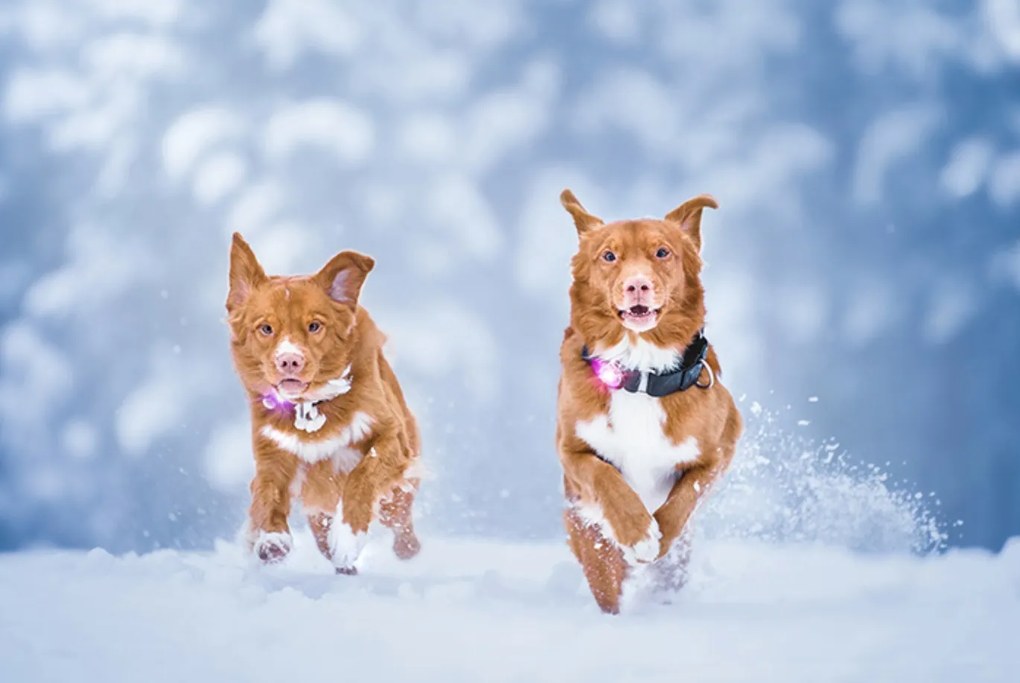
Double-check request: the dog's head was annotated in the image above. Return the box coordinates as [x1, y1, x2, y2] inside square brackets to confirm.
[561, 189, 717, 342]
[226, 233, 374, 402]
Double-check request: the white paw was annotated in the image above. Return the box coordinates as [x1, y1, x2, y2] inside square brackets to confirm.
[253, 530, 292, 564]
[625, 519, 662, 565]
[571, 501, 661, 565]
[329, 521, 367, 571]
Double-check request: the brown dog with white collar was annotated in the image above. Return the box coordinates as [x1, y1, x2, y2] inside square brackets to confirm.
[555, 190, 742, 613]
[226, 234, 421, 574]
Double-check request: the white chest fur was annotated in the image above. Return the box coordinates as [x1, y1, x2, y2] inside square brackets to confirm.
[576, 392, 700, 512]
[260, 411, 373, 473]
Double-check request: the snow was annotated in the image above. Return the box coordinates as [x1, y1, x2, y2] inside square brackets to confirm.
[3, 0, 1020, 566]
[202, 416, 253, 492]
[61, 419, 99, 460]
[2, 532, 1018, 682]
[589, 0, 642, 45]
[3, 68, 91, 121]
[244, 223, 314, 274]
[0, 323, 74, 415]
[86, 0, 183, 27]
[192, 152, 247, 206]
[923, 279, 977, 344]
[985, 0, 1020, 62]
[161, 106, 244, 181]
[263, 99, 375, 167]
[83, 32, 186, 81]
[836, 1, 960, 78]
[422, 174, 504, 260]
[115, 359, 191, 457]
[989, 150, 1020, 207]
[990, 241, 1020, 292]
[227, 181, 286, 236]
[853, 105, 942, 205]
[397, 112, 458, 164]
[461, 70, 555, 173]
[513, 167, 595, 297]
[377, 302, 499, 404]
[841, 279, 899, 347]
[940, 137, 994, 198]
[253, 0, 361, 70]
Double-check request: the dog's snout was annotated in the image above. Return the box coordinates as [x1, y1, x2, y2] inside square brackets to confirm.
[620, 274, 657, 310]
[275, 352, 305, 375]
[624, 276, 652, 294]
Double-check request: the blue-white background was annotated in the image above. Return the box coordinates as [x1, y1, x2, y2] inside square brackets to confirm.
[0, 0, 1017, 553]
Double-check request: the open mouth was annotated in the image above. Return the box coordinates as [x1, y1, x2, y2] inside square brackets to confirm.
[618, 304, 660, 331]
[276, 378, 309, 398]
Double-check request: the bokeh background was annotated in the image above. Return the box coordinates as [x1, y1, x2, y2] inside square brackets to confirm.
[1, 0, 1017, 553]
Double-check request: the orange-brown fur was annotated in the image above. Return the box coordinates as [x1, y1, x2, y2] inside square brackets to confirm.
[556, 190, 742, 613]
[227, 234, 420, 572]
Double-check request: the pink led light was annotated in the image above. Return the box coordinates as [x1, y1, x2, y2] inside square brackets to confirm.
[261, 391, 291, 412]
[591, 358, 625, 389]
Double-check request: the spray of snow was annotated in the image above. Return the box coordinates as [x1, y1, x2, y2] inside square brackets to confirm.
[700, 407, 948, 554]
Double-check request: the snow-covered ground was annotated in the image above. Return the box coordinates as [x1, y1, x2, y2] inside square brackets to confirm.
[3, 529, 1019, 683]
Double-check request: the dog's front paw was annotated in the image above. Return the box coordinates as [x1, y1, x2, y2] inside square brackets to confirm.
[253, 530, 292, 564]
[329, 521, 367, 573]
[628, 518, 662, 565]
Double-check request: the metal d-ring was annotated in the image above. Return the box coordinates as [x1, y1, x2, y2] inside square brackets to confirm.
[695, 362, 715, 389]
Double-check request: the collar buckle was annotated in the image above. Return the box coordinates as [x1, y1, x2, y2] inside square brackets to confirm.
[695, 361, 715, 390]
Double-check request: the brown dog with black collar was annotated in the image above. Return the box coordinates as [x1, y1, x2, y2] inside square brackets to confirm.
[555, 190, 742, 613]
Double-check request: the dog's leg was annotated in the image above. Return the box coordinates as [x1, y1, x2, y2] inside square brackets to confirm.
[652, 462, 718, 560]
[654, 410, 739, 561]
[331, 433, 409, 572]
[378, 477, 421, 560]
[564, 506, 628, 614]
[248, 452, 299, 564]
[300, 460, 344, 566]
[654, 425, 738, 561]
[560, 444, 660, 562]
[307, 511, 334, 560]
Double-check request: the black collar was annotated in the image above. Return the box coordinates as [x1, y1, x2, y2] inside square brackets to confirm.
[582, 330, 713, 397]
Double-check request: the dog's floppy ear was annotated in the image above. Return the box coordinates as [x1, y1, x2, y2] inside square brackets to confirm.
[665, 195, 718, 252]
[316, 250, 375, 308]
[560, 189, 603, 236]
[227, 232, 267, 311]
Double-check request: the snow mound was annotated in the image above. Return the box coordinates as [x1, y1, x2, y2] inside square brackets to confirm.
[2, 532, 1018, 682]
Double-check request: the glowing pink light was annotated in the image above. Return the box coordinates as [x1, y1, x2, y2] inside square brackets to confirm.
[261, 391, 291, 412]
[591, 358, 625, 389]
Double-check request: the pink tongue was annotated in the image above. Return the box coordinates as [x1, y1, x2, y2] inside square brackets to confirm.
[278, 379, 306, 393]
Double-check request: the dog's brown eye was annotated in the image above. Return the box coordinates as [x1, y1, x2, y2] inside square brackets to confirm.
[656, 247, 670, 259]
[258, 323, 273, 336]
[308, 321, 322, 333]
[602, 250, 616, 263]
